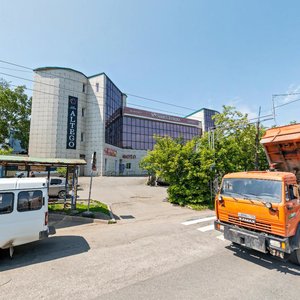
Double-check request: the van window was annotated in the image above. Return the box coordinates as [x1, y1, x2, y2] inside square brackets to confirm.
[50, 179, 62, 185]
[17, 190, 43, 212]
[0, 193, 14, 214]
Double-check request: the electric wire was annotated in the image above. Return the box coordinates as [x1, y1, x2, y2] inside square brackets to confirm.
[3, 58, 295, 122]
[0, 59, 199, 112]
[7, 82, 187, 117]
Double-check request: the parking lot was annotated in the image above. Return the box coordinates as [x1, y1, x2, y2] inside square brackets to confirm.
[1, 177, 300, 299]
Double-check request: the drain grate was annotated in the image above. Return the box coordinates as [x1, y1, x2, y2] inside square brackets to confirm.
[120, 215, 135, 219]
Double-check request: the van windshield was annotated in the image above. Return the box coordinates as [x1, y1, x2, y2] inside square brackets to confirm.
[221, 178, 282, 203]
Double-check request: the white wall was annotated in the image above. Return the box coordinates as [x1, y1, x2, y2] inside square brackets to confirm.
[29, 68, 149, 176]
[186, 110, 205, 132]
[85, 74, 106, 175]
[103, 143, 148, 176]
[29, 68, 88, 159]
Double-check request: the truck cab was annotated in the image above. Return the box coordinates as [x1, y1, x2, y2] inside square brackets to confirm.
[215, 123, 300, 264]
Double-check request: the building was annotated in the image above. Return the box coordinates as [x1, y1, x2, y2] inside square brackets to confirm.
[29, 67, 213, 176]
[186, 108, 219, 132]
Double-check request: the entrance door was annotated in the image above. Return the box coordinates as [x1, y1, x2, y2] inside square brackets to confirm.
[114, 160, 118, 175]
[79, 154, 86, 176]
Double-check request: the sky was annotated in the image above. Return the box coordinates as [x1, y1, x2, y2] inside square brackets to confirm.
[1, 0, 300, 127]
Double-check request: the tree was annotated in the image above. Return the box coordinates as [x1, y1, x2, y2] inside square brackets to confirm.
[0, 79, 31, 151]
[140, 106, 269, 207]
[0, 148, 13, 155]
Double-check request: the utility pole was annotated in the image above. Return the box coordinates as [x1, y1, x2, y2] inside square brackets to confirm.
[255, 106, 261, 170]
[272, 95, 277, 126]
[83, 152, 97, 218]
[209, 127, 216, 203]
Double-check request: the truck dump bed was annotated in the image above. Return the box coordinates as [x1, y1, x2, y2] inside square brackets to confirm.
[261, 123, 300, 182]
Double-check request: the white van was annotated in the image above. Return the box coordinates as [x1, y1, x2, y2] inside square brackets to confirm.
[0, 177, 56, 257]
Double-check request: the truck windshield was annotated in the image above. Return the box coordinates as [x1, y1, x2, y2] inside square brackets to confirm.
[221, 178, 282, 203]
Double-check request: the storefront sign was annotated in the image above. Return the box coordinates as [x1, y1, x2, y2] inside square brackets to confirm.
[123, 107, 200, 126]
[122, 154, 136, 159]
[66, 96, 78, 149]
[104, 148, 117, 157]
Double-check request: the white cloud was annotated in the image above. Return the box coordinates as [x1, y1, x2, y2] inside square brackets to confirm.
[224, 97, 258, 120]
[280, 83, 300, 104]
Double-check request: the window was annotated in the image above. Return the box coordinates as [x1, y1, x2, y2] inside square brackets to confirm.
[50, 179, 62, 185]
[0, 192, 14, 214]
[82, 108, 85, 117]
[82, 83, 86, 93]
[126, 163, 131, 169]
[17, 190, 43, 212]
[81, 132, 84, 142]
[96, 83, 99, 92]
[221, 178, 282, 203]
[286, 185, 297, 201]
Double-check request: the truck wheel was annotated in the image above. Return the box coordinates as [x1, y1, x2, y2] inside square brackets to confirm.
[289, 249, 300, 265]
[58, 190, 66, 199]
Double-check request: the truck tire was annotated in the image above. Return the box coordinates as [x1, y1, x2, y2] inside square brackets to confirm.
[289, 249, 300, 265]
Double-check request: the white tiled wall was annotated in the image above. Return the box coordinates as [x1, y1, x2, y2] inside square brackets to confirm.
[29, 68, 148, 176]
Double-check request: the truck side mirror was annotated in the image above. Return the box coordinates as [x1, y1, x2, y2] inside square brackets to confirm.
[293, 185, 300, 199]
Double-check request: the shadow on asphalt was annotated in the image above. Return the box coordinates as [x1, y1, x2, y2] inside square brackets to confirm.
[0, 235, 90, 271]
[226, 244, 300, 275]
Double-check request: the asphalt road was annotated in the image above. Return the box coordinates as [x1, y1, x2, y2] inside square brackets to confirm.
[1, 177, 300, 299]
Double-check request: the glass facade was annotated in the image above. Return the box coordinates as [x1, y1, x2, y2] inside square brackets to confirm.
[122, 116, 200, 150]
[204, 109, 218, 131]
[105, 77, 123, 147]
[104, 75, 201, 151]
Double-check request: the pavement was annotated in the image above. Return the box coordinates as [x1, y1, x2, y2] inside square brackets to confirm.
[1, 176, 300, 299]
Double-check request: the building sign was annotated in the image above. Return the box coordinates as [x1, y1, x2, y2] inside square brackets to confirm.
[123, 107, 200, 126]
[66, 96, 78, 149]
[122, 154, 136, 159]
[104, 148, 117, 157]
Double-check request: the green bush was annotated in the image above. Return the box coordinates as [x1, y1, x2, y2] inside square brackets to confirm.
[140, 106, 268, 208]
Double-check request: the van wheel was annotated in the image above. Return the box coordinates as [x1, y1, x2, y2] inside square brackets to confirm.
[58, 190, 66, 199]
[289, 249, 300, 265]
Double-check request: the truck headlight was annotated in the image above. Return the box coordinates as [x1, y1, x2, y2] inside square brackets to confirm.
[270, 240, 280, 248]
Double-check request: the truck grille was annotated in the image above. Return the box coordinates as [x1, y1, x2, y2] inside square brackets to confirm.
[227, 214, 272, 233]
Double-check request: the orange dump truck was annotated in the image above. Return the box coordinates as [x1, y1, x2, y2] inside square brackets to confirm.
[215, 123, 300, 264]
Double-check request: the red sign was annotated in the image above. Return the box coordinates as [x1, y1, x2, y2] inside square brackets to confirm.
[122, 154, 136, 159]
[104, 148, 117, 157]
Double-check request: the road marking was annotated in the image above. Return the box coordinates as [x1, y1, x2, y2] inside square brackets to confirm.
[216, 235, 225, 241]
[197, 224, 215, 232]
[181, 216, 216, 226]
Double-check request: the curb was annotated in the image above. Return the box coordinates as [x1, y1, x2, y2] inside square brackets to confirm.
[107, 204, 117, 224]
[50, 213, 109, 224]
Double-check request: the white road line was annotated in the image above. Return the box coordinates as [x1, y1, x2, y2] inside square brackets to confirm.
[181, 216, 216, 226]
[197, 224, 215, 232]
[216, 235, 225, 241]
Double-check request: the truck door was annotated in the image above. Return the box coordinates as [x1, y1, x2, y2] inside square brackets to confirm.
[285, 184, 300, 236]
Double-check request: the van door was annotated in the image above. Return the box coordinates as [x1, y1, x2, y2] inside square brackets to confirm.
[13, 189, 47, 247]
[0, 191, 16, 248]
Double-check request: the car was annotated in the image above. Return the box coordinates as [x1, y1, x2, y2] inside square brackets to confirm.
[15, 170, 59, 178]
[48, 177, 69, 198]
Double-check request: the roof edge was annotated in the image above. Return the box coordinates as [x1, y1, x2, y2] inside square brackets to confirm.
[185, 108, 219, 118]
[34, 66, 87, 78]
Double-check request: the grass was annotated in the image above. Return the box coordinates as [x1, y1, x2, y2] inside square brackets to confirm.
[48, 200, 110, 216]
[187, 203, 215, 211]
